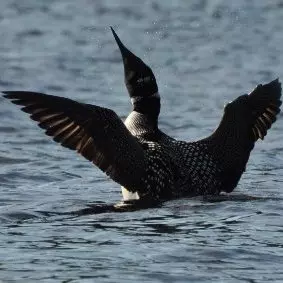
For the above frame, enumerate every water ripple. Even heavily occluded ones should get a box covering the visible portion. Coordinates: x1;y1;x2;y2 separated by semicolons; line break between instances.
1;0;283;282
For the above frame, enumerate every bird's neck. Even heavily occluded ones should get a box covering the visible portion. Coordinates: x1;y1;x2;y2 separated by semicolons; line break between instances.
124;110;159;139
131;96;160;121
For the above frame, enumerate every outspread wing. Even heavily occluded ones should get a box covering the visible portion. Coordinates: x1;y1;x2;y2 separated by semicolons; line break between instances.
248;78;282;140
3;91;146;189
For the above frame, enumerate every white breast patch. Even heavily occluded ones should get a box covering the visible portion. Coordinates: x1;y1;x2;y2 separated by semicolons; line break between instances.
121;186;140;200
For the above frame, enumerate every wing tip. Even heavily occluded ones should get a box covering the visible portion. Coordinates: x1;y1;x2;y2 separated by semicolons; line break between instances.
263;78;282;94
2;91;13;99
250;78;282;142
2;91;30;100
249;77;282;101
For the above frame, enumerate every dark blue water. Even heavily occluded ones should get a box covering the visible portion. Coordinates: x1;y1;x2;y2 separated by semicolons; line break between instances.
1;1;283;282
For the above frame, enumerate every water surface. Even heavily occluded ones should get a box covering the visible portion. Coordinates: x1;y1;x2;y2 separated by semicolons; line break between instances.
1;1;283;282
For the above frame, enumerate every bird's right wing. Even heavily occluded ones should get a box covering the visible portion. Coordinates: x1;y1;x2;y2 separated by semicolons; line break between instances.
3;91;146;190
247;78;282;140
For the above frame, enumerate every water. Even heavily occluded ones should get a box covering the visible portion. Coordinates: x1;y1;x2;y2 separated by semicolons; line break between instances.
1;0;283;282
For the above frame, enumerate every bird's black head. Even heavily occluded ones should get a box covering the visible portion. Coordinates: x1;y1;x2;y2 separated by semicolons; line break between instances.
111;27;158;101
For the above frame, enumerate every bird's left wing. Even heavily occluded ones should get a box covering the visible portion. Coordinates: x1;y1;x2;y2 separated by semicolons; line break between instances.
3;91;146;190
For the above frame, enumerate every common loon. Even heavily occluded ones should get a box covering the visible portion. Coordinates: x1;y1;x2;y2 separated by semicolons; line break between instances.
2;27;282;210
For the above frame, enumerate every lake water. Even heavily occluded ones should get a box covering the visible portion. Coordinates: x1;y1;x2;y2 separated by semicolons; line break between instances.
0;0;283;282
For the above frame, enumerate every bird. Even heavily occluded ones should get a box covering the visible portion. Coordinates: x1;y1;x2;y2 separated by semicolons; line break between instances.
2;27;282;211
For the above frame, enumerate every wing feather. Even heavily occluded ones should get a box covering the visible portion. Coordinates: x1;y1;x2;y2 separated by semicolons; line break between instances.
248;78;282;141
3;91;146;190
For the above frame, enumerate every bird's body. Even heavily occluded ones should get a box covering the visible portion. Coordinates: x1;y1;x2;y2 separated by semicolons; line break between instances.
121;104;254;202
2;28;282;210
121;111;221;201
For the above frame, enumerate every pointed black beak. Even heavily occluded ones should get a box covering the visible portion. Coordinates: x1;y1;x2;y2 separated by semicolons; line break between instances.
110;27;158;99
110;26;133;58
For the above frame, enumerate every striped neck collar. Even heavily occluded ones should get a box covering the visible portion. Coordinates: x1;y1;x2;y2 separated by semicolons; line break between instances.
130;92;160;105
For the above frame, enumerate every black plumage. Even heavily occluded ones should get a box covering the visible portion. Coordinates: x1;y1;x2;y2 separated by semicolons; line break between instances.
2;28;282;208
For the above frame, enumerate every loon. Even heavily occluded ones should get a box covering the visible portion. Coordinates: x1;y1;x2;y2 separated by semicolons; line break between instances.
2;27;282;210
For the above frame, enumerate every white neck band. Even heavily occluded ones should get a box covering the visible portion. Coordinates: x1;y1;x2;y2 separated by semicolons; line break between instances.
130;92;160;104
